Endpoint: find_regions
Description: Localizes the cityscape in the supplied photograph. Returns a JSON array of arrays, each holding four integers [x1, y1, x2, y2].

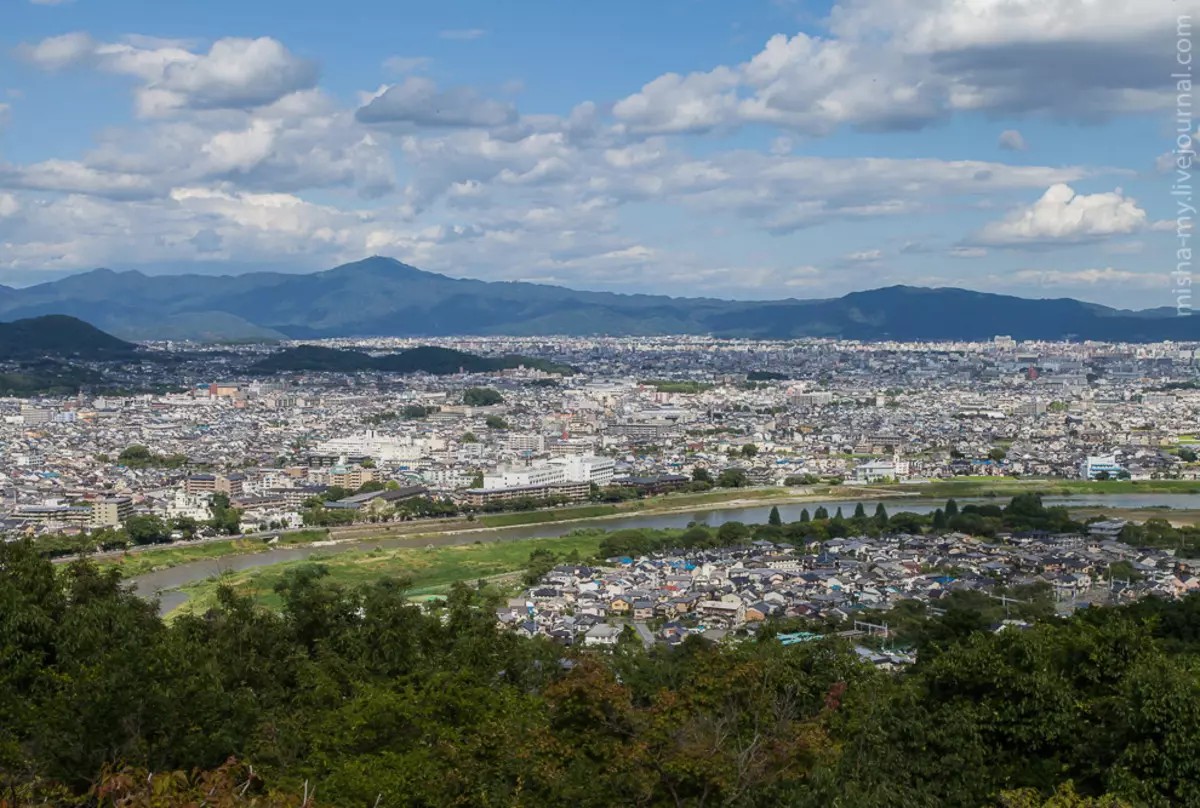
[[2, 0, 1197, 804]]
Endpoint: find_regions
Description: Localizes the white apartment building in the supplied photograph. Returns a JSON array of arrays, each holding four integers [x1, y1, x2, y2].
[[1080, 455, 1124, 480], [314, 431, 444, 462], [504, 433, 546, 453], [853, 458, 911, 483], [550, 455, 616, 486], [484, 464, 567, 490]]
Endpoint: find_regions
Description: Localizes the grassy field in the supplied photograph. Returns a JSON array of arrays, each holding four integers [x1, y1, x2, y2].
[[95, 539, 272, 577], [275, 528, 333, 545], [171, 531, 611, 617], [478, 504, 620, 527]]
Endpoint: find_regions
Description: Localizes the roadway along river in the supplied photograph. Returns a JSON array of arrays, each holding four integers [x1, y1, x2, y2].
[[134, 493, 1200, 614]]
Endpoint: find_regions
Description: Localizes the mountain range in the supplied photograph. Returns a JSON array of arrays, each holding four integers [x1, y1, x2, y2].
[[0, 257, 1195, 342]]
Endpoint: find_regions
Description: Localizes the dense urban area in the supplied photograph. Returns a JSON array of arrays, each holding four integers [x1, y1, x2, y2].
[[5, 333, 1200, 806]]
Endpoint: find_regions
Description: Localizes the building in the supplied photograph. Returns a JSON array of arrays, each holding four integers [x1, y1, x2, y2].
[[551, 455, 616, 486], [503, 433, 546, 453], [461, 481, 591, 507], [184, 473, 245, 498], [20, 405, 52, 425], [484, 464, 566, 490], [89, 496, 133, 528], [1080, 455, 1125, 480], [14, 504, 91, 527], [788, 391, 834, 407], [853, 459, 910, 483]]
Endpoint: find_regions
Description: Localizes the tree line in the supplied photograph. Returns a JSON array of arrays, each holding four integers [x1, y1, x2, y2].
[[0, 540, 1196, 806]]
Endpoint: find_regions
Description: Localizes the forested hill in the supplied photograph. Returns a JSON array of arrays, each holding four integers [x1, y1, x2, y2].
[[6, 256, 1199, 341], [1, 539, 1197, 807], [0, 314, 138, 360], [249, 344, 576, 375]]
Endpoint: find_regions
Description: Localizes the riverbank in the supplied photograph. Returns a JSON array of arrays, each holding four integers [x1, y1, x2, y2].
[[864, 478, 1200, 498], [96, 478, 1200, 580], [170, 531, 613, 618], [93, 486, 835, 577]]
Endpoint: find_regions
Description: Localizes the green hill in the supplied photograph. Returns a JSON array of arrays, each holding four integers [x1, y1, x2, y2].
[[0, 314, 138, 360], [249, 344, 575, 375]]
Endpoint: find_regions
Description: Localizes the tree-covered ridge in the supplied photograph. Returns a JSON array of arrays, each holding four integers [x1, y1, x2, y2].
[[249, 344, 575, 376], [0, 314, 138, 361], [1, 539, 1199, 807]]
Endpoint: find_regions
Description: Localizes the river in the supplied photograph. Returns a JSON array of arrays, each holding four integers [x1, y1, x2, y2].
[[136, 493, 1200, 614]]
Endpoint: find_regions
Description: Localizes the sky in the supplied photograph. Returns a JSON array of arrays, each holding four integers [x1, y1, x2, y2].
[[0, 0, 1194, 308]]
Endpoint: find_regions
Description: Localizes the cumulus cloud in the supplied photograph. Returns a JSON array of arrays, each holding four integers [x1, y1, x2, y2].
[[998, 130, 1027, 151], [0, 159, 157, 199], [612, 0, 1178, 136], [356, 77, 517, 128], [20, 34, 318, 114], [973, 184, 1147, 246]]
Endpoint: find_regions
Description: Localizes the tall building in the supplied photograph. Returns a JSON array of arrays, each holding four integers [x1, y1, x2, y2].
[[90, 497, 133, 528]]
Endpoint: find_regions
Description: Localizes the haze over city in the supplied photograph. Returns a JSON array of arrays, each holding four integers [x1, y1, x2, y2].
[[0, 0, 1191, 307]]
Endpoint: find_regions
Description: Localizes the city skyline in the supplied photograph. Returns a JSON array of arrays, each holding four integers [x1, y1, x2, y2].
[[0, 0, 1190, 307]]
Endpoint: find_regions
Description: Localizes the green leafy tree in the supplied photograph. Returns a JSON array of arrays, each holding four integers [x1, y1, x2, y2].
[[716, 468, 749, 488], [768, 506, 782, 526], [932, 508, 948, 531], [125, 515, 169, 546], [741, 443, 759, 458], [463, 387, 503, 406]]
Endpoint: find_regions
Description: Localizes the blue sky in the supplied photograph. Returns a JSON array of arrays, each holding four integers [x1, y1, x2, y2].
[[0, 0, 1191, 307]]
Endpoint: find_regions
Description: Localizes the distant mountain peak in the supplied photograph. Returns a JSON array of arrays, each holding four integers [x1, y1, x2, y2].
[[324, 255, 430, 278]]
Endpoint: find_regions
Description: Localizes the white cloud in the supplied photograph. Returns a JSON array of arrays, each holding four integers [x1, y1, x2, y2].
[[974, 184, 1147, 246], [998, 130, 1027, 151], [440, 29, 486, 40], [20, 34, 318, 115], [356, 77, 517, 128], [949, 247, 987, 258], [0, 159, 157, 199], [0, 103, 10, 129], [0, 194, 18, 217], [19, 32, 97, 70], [612, 0, 1179, 136], [843, 249, 882, 261]]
